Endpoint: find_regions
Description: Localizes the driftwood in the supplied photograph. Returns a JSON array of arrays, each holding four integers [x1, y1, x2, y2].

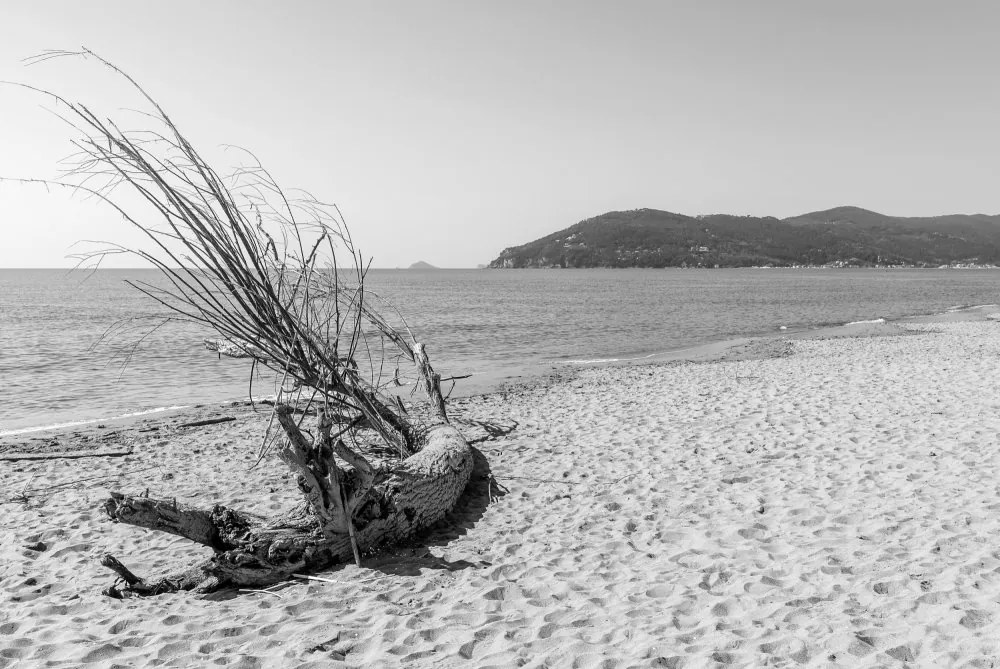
[[178, 417, 237, 429], [0, 448, 133, 461], [102, 419, 472, 597], [100, 347, 474, 597]]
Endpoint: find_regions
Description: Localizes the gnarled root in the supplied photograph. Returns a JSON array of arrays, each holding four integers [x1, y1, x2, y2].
[[100, 423, 473, 597], [100, 554, 219, 598]]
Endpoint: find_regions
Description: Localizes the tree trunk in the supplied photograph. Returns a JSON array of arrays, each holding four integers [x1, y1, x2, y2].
[[101, 421, 473, 597]]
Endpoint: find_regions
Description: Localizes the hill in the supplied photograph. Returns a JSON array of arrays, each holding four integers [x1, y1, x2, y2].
[[407, 261, 437, 269], [488, 207, 1000, 268]]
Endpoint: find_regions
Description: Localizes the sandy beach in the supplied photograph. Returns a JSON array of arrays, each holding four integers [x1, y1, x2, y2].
[[4, 313, 1000, 667]]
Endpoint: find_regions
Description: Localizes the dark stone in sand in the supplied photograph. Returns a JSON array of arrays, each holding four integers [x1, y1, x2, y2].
[[23, 542, 46, 552]]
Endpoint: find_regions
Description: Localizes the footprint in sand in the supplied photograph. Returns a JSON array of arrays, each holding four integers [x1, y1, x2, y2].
[[705, 650, 736, 664], [737, 526, 766, 540], [79, 643, 124, 664], [710, 599, 737, 617], [106, 619, 131, 635], [959, 609, 992, 629], [0, 647, 29, 663], [46, 542, 91, 559], [872, 581, 903, 596], [645, 584, 673, 599]]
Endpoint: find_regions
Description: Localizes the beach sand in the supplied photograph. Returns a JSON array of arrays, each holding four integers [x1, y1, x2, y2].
[[4, 316, 1000, 667]]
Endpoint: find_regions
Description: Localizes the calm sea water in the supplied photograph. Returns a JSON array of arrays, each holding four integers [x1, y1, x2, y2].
[[2, 268, 998, 434]]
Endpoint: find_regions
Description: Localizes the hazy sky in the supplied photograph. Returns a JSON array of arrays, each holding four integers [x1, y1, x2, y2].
[[2, 1, 998, 268]]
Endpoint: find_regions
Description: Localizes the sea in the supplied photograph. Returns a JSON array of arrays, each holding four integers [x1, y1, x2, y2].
[[2, 267, 999, 436]]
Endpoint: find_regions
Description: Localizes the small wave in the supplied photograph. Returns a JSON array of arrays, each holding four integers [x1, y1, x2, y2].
[[563, 348, 698, 365], [564, 353, 663, 364], [0, 405, 190, 437], [564, 357, 626, 364], [844, 318, 886, 326], [947, 303, 998, 312]]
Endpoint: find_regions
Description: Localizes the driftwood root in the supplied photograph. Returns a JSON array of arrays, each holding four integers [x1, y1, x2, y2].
[[100, 423, 473, 596]]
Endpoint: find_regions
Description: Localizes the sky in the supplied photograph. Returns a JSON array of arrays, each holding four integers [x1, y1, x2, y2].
[[1, 1, 999, 268]]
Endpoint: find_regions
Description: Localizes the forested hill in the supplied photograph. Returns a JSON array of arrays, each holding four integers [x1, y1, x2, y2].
[[488, 207, 1000, 268]]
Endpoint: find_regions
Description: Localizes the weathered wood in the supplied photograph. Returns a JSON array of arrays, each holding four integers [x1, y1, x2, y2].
[[316, 411, 363, 565], [178, 417, 236, 428], [273, 407, 343, 533], [0, 448, 133, 461], [101, 339, 471, 596], [100, 421, 473, 596], [414, 342, 448, 423], [103, 493, 260, 550], [101, 552, 222, 598]]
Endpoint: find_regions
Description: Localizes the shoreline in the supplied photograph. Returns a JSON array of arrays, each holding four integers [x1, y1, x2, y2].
[[5, 300, 998, 446], [4, 302, 997, 454], [559, 301, 1000, 368], [6, 268, 1000, 438]]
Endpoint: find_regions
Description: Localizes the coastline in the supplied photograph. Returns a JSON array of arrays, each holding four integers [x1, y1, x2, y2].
[[552, 301, 999, 371], [7, 300, 998, 444], [5, 306, 1000, 664], [6, 268, 1000, 438]]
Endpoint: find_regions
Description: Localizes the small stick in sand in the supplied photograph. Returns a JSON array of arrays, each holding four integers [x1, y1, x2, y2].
[[292, 573, 339, 584], [10, 474, 36, 505], [0, 448, 133, 461], [239, 588, 282, 597]]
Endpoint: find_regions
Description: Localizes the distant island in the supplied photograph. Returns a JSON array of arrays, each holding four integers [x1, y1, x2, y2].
[[488, 206, 1000, 269], [407, 261, 437, 269]]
